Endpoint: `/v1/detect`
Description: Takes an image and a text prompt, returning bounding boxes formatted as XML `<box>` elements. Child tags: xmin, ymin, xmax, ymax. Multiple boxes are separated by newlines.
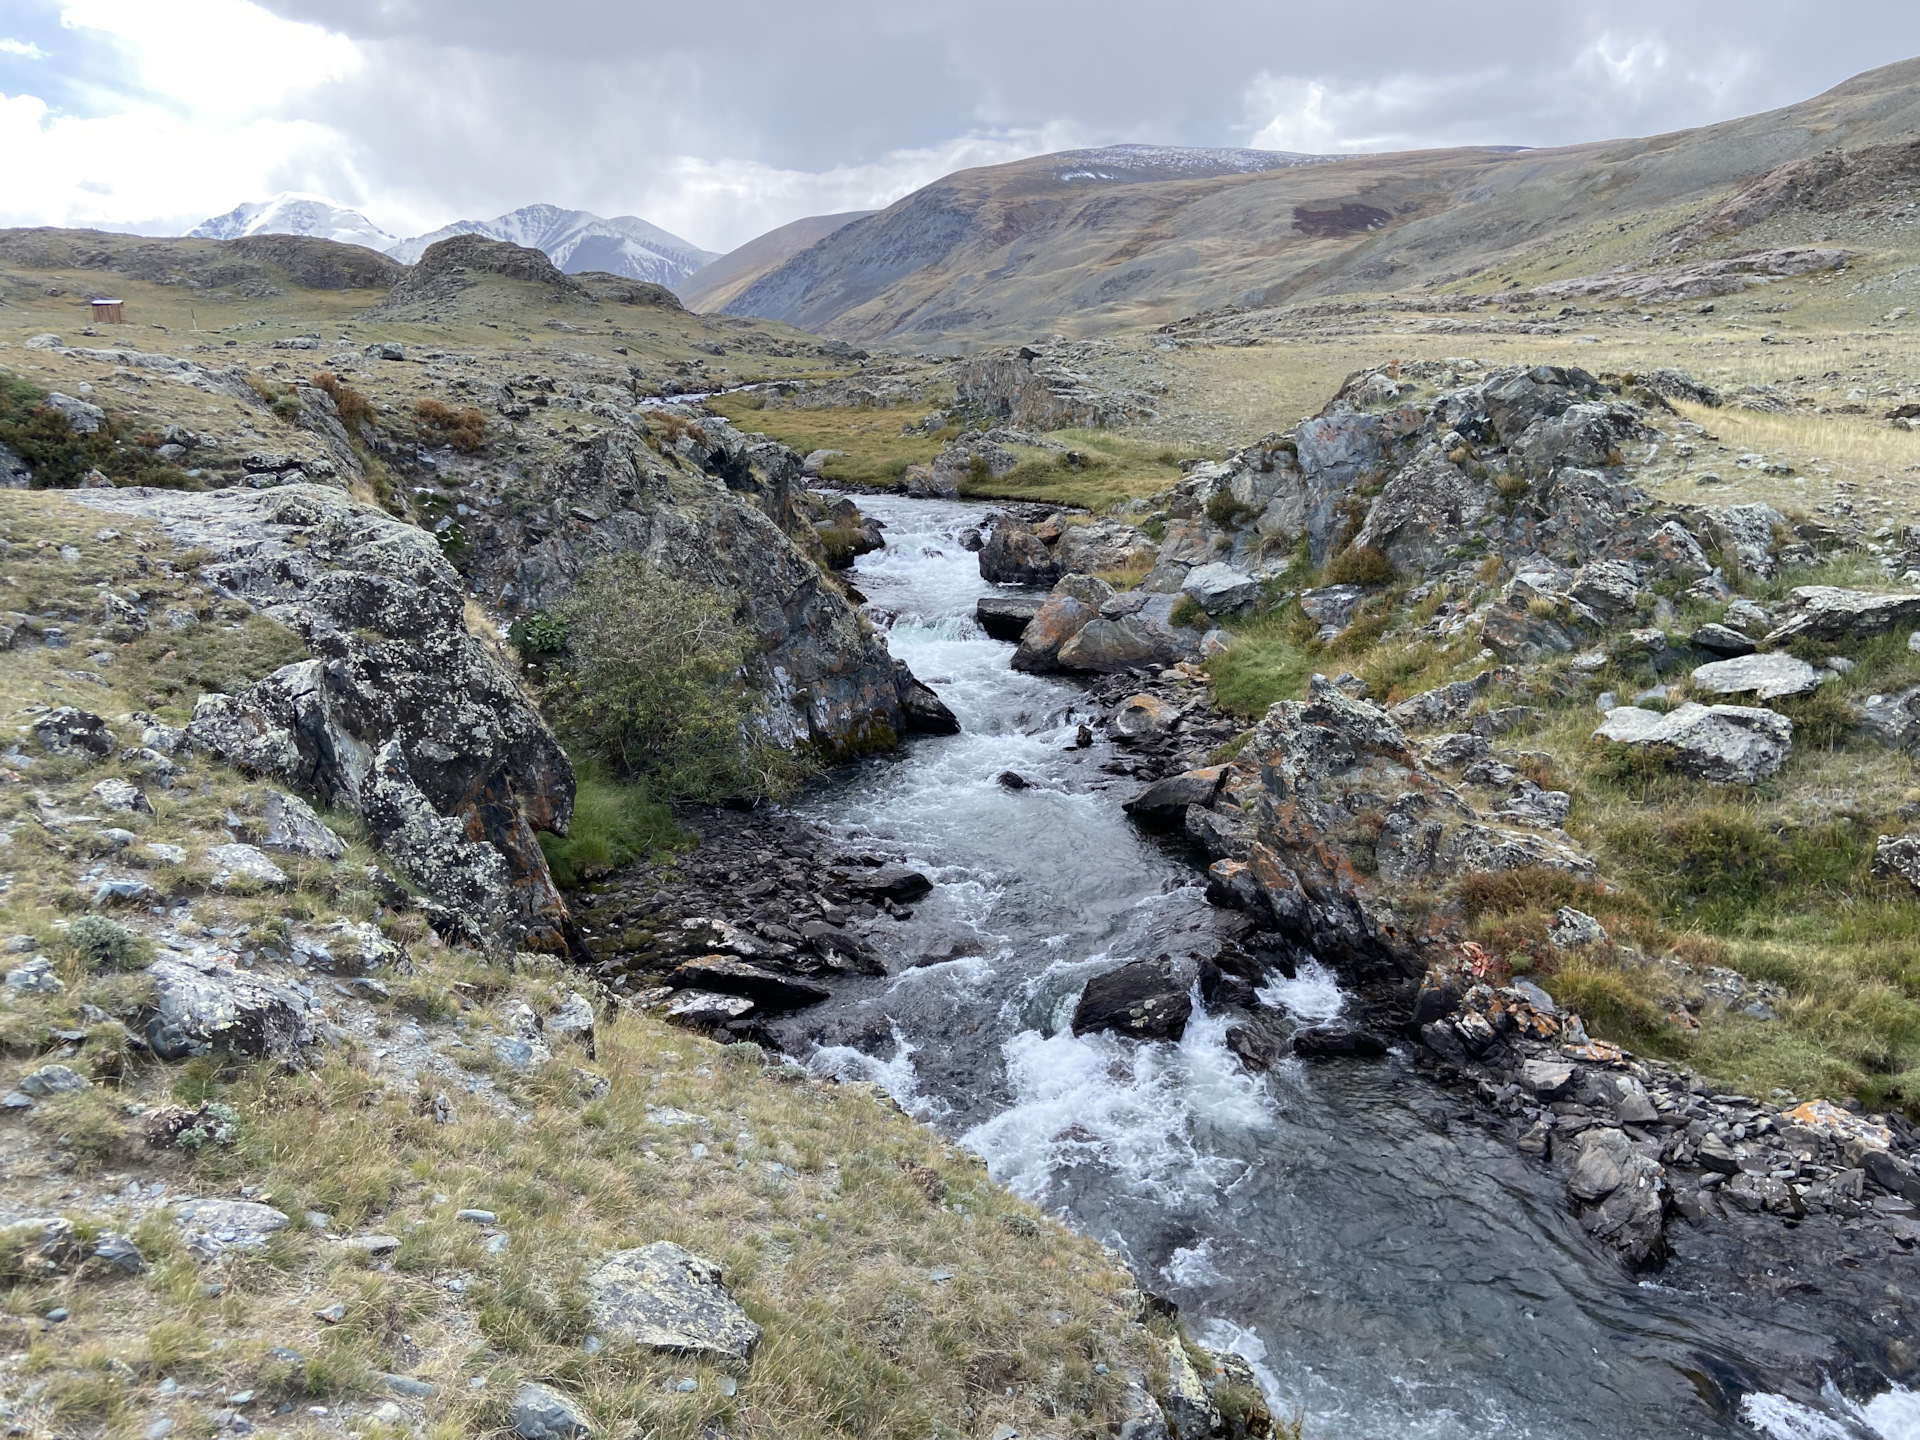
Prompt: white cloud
<box><xmin>636</xmin><ymin>124</ymin><xmax>1086</xmax><ymax>252</ymax></box>
<box><xmin>0</xmin><ymin>38</ymin><xmax>48</xmax><ymax>57</ymax></box>
<box><xmin>0</xmin><ymin>0</ymin><xmax>373</xmax><ymax>233</ymax></box>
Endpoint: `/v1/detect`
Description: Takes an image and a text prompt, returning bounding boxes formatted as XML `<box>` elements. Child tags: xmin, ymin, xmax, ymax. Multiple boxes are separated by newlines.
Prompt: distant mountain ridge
<box><xmin>189</xmin><ymin>194</ymin><xmax>397</xmax><ymax>251</ymax></box>
<box><xmin>719</xmin><ymin>61</ymin><xmax>1920</xmax><ymax>346</ymax></box>
<box><xmin>386</xmin><ymin>204</ymin><xmax>718</xmax><ymax>286</ymax></box>
<box><xmin>186</xmin><ymin>195</ymin><xmax>717</xmax><ymax>287</ymax></box>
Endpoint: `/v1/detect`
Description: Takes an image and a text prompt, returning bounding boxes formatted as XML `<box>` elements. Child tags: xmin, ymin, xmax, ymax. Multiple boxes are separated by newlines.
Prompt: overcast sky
<box><xmin>3</xmin><ymin>1</ymin><xmax>1919</xmax><ymax>254</ymax></box>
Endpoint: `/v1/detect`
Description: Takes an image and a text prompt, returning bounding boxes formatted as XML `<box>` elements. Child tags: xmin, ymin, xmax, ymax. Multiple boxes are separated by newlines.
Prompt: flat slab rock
<box><xmin>1592</xmin><ymin>702</ymin><xmax>1792</xmax><ymax>784</ymax></box>
<box><xmin>1689</xmin><ymin>652</ymin><xmax>1821</xmax><ymax>701</ymax></box>
<box><xmin>586</xmin><ymin>1242</ymin><xmax>762</xmax><ymax>1362</ymax></box>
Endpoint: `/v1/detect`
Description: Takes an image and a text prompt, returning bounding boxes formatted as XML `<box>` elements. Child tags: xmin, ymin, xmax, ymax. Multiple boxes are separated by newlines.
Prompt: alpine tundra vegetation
<box><xmin>9</xmin><ymin>39</ymin><xmax>1920</xmax><ymax>1440</ymax></box>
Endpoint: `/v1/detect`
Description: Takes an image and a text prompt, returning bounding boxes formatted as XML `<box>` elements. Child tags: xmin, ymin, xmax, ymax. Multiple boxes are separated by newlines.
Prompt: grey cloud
<box><xmin>224</xmin><ymin>3</ymin><xmax>1920</xmax><ymax>248</ymax></box>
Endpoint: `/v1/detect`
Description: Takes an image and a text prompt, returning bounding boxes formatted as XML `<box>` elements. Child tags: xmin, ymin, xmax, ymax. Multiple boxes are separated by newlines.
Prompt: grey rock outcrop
<box><xmin>1180</xmin><ymin>562</ymin><xmax>1259</xmax><ymax>615</ymax></box>
<box><xmin>586</xmin><ymin>1242</ymin><xmax>763</xmax><ymax>1363</ymax></box>
<box><xmin>146</xmin><ymin>953</ymin><xmax>315</xmax><ymax>1061</ymax></box>
<box><xmin>1764</xmin><ymin>586</ymin><xmax>1920</xmax><ymax>645</ymax></box>
<box><xmin>1184</xmin><ymin>675</ymin><xmax>1591</xmax><ymax>981</ymax></box>
<box><xmin>260</xmin><ymin>790</ymin><xmax>346</xmax><ymax>859</ymax></box>
<box><xmin>460</xmin><ymin>429</ymin><xmax>941</xmax><ymax>754</ymax></box>
<box><xmin>75</xmin><ymin>483</ymin><xmax>576</xmax><ymax>952</ymax></box>
<box><xmin>1592</xmin><ymin>703</ymin><xmax>1793</xmax><ymax>784</ymax></box>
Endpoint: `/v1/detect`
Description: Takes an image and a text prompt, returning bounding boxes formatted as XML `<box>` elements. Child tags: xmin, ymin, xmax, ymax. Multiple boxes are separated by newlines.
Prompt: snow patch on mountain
<box><xmin>1048</xmin><ymin>144</ymin><xmax>1337</xmax><ymax>182</ymax></box>
<box><xmin>385</xmin><ymin>204</ymin><xmax>718</xmax><ymax>286</ymax></box>
<box><xmin>189</xmin><ymin>194</ymin><xmax>397</xmax><ymax>251</ymax></box>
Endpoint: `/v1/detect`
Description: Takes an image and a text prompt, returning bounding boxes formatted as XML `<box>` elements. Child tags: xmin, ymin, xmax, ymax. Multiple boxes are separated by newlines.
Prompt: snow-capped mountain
<box><xmin>386</xmin><ymin>204</ymin><xmax>718</xmax><ymax>286</ymax></box>
<box><xmin>189</xmin><ymin>193</ymin><xmax>397</xmax><ymax>251</ymax></box>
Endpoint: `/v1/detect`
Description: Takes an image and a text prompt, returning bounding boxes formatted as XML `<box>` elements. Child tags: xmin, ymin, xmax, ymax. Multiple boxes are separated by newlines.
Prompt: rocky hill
<box><xmin>721</xmin><ymin>56</ymin><xmax>1920</xmax><ymax>346</ymax></box>
<box><xmin>675</xmin><ymin>211</ymin><xmax>874</xmax><ymax>314</ymax></box>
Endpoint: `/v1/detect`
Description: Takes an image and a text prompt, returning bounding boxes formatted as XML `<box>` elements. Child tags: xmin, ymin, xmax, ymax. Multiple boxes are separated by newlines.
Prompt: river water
<box><xmin>769</xmin><ymin>495</ymin><xmax>1916</xmax><ymax>1440</ymax></box>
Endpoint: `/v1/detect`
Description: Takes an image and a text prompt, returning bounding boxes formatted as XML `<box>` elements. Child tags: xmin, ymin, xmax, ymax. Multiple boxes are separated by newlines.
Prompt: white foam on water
<box><xmin>960</xmin><ymin>993</ymin><xmax>1270</xmax><ymax>1209</ymax></box>
<box><xmin>1738</xmin><ymin>1380</ymin><xmax>1920</xmax><ymax>1440</ymax></box>
<box><xmin>1863</xmin><ymin>1385</ymin><xmax>1920</xmax><ymax>1440</ymax></box>
<box><xmin>1258</xmin><ymin>958</ymin><xmax>1346</xmax><ymax>1021</ymax></box>
<box><xmin>807</xmin><ymin>1023</ymin><xmax>952</xmax><ymax>1122</ymax></box>
<box><xmin>1161</xmin><ymin>1238</ymin><xmax>1227</xmax><ymax>1288</ymax></box>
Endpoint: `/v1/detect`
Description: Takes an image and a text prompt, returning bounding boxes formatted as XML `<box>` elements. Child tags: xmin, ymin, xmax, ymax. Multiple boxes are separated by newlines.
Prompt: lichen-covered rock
<box><xmin>460</xmin><ymin>429</ymin><xmax>932</xmax><ymax>757</ymax></box>
<box><xmin>1184</xmin><ymin>675</ymin><xmax>1592</xmax><ymax>981</ymax></box>
<box><xmin>1592</xmin><ymin>702</ymin><xmax>1792</xmax><ymax>784</ymax></box>
<box><xmin>1690</xmin><ymin>652</ymin><xmax>1821</xmax><ymax>701</ymax></box>
<box><xmin>34</xmin><ymin>707</ymin><xmax>112</xmax><ymax>759</ymax></box>
<box><xmin>260</xmin><ymin>790</ymin><xmax>346</xmax><ymax>859</ymax></box>
<box><xmin>207</xmin><ymin>842</ymin><xmax>290</xmax><ymax>889</ymax></box>
<box><xmin>76</xmin><ymin>484</ymin><xmax>576</xmax><ymax>953</ymax></box>
<box><xmin>586</xmin><ymin>1242</ymin><xmax>763</xmax><ymax>1363</ymax></box>
<box><xmin>1875</xmin><ymin>833</ymin><xmax>1920</xmax><ymax>895</ymax></box>
<box><xmin>511</xmin><ymin>1384</ymin><xmax>593</xmax><ymax>1440</ymax></box>
<box><xmin>1763</xmin><ymin>585</ymin><xmax>1920</xmax><ymax>645</ymax></box>
<box><xmin>1010</xmin><ymin>574</ymin><xmax>1113</xmax><ymax>672</ymax></box>
<box><xmin>146</xmin><ymin>953</ymin><xmax>315</xmax><ymax>1061</ymax></box>
<box><xmin>1180</xmin><ymin>562</ymin><xmax>1259</xmax><ymax>616</ymax></box>
<box><xmin>1702</xmin><ymin>502</ymin><xmax>1788</xmax><ymax>579</ymax></box>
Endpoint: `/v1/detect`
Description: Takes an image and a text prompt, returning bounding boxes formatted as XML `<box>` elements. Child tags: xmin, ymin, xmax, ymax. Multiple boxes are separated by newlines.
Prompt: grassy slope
<box><xmin>0</xmin><ymin>491</ymin><xmax>1164</xmax><ymax>1440</ymax></box>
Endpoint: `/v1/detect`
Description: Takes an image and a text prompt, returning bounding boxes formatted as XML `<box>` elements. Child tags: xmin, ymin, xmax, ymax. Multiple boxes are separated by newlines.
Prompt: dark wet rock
<box><xmin>1071</xmin><ymin>958</ymin><xmax>1192</xmax><ymax>1042</ymax></box>
<box><xmin>1763</xmin><ymin>585</ymin><xmax>1920</xmax><ymax>645</ymax></box>
<box><xmin>1123</xmin><ymin>767</ymin><xmax>1226</xmax><ymax>825</ymax></box>
<box><xmin>842</xmin><ymin>867</ymin><xmax>933</xmax><ymax>903</ymax></box>
<box><xmin>668</xmin><ymin>956</ymin><xmax>831</xmax><ymax>1008</ymax></box>
<box><xmin>978</xmin><ymin>517</ymin><xmax>1060</xmax><ymax>587</ymax></box>
<box><xmin>975</xmin><ymin>593</ymin><xmax>1044</xmax><ymax>641</ymax></box>
<box><xmin>1291</xmin><ymin>1024</ymin><xmax>1389</xmax><ymax>1059</ymax></box>
<box><xmin>34</xmin><ymin>707</ymin><xmax>112</xmax><ymax>759</ymax></box>
<box><xmin>892</xmin><ymin>659</ymin><xmax>960</xmax><ymax>734</ymax></box>
<box><xmin>1566</xmin><ymin>1127</ymin><xmax>1667</xmax><ymax>1267</ymax></box>
<box><xmin>1592</xmin><ymin>702</ymin><xmax>1792</xmax><ymax>784</ymax></box>
<box><xmin>147</xmin><ymin>954</ymin><xmax>315</xmax><ymax>1061</ymax></box>
<box><xmin>586</xmin><ymin>1242</ymin><xmax>763</xmax><ymax>1362</ymax></box>
<box><xmin>1689</xmin><ymin>622</ymin><xmax>1758</xmax><ymax>657</ymax></box>
<box><xmin>997</xmin><ymin>770</ymin><xmax>1031</xmax><ymax>790</ymax></box>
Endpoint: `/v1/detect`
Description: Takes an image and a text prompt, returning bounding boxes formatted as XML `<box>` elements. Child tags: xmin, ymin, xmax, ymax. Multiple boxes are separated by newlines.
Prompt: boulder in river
<box><xmin>1565</xmin><ymin>1127</ymin><xmax>1667</xmax><ymax>1268</ymax></box>
<box><xmin>1011</xmin><ymin>574</ymin><xmax>1113</xmax><ymax>672</ymax></box>
<box><xmin>975</xmin><ymin>593</ymin><xmax>1044</xmax><ymax>641</ymax></box>
<box><xmin>1291</xmin><ymin>1024</ymin><xmax>1389</xmax><ymax>1059</ymax></box>
<box><xmin>842</xmin><ymin>866</ymin><xmax>933</xmax><ymax>903</ymax></box>
<box><xmin>1123</xmin><ymin>767</ymin><xmax>1226</xmax><ymax>825</ymax></box>
<box><xmin>1071</xmin><ymin>958</ymin><xmax>1191</xmax><ymax>1041</ymax></box>
<box><xmin>978</xmin><ymin>517</ymin><xmax>1060</xmax><ymax>587</ymax></box>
